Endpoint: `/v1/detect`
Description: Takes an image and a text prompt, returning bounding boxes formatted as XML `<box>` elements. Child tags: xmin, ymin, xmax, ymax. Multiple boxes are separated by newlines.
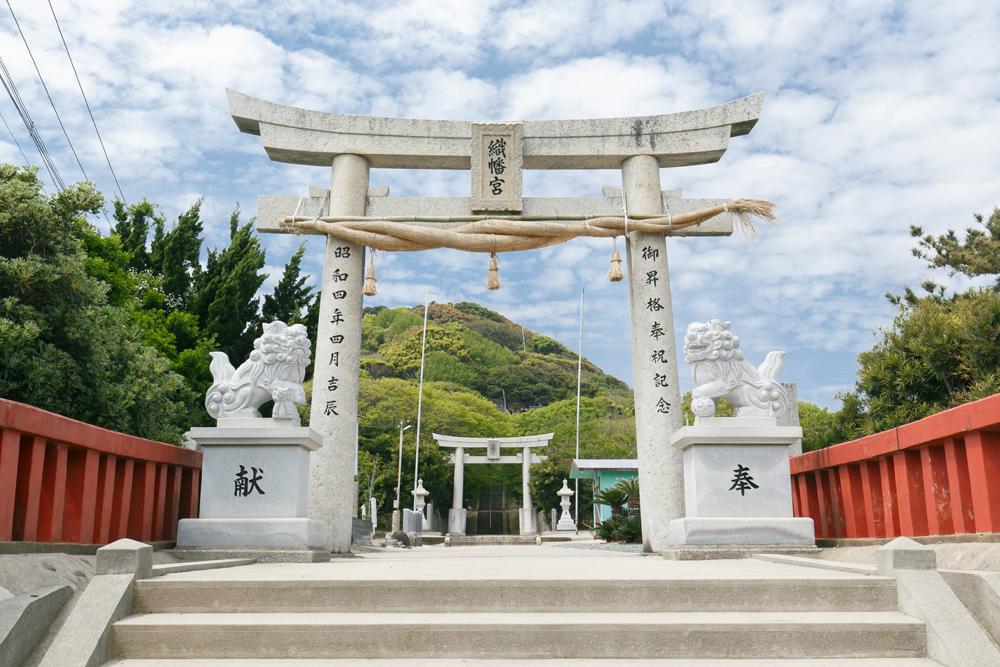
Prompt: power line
<box><xmin>6</xmin><ymin>0</ymin><xmax>110</xmax><ymax>222</ymax></box>
<box><xmin>0</xmin><ymin>106</ymin><xmax>30</xmax><ymax>164</ymax></box>
<box><xmin>5</xmin><ymin>0</ymin><xmax>90</xmax><ymax>184</ymax></box>
<box><xmin>0</xmin><ymin>54</ymin><xmax>64</xmax><ymax>189</ymax></box>
<box><xmin>46</xmin><ymin>0</ymin><xmax>125</xmax><ymax>202</ymax></box>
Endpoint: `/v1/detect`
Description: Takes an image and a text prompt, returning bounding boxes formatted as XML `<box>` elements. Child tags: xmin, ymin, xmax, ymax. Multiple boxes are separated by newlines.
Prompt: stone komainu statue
<box><xmin>205</xmin><ymin>321</ymin><xmax>311</xmax><ymax>424</ymax></box>
<box><xmin>683</xmin><ymin>319</ymin><xmax>789</xmax><ymax>418</ymax></box>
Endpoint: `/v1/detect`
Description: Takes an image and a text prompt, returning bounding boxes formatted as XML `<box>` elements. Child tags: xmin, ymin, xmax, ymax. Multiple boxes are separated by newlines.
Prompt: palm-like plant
<box><xmin>615</xmin><ymin>477</ymin><xmax>640</xmax><ymax>516</ymax></box>
<box><xmin>595</xmin><ymin>488</ymin><xmax>628</xmax><ymax>518</ymax></box>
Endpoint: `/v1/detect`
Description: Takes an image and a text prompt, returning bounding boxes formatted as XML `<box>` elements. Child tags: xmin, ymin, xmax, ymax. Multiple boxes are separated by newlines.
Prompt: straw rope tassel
<box><xmin>608</xmin><ymin>240</ymin><xmax>623</xmax><ymax>282</ymax></box>
<box><xmin>363</xmin><ymin>248</ymin><xmax>378</xmax><ymax>296</ymax></box>
<box><xmin>486</xmin><ymin>252</ymin><xmax>500</xmax><ymax>290</ymax></box>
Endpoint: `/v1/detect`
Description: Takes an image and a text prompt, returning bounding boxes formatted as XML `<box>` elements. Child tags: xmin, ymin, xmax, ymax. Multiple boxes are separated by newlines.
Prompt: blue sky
<box><xmin>1</xmin><ymin>1</ymin><xmax>998</xmax><ymax>408</ymax></box>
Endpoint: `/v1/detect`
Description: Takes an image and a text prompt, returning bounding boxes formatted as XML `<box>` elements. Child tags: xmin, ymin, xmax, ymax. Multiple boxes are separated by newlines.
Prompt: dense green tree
<box><xmin>0</xmin><ymin>165</ymin><xmax>193</xmax><ymax>442</ymax></box>
<box><xmin>262</xmin><ymin>243</ymin><xmax>314</xmax><ymax>325</ymax></box>
<box><xmin>111</xmin><ymin>199</ymin><xmax>158</xmax><ymax>271</ymax></box>
<box><xmin>798</xmin><ymin>401</ymin><xmax>847</xmax><ymax>451</ymax></box>
<box><xmin>189</xmin><ymin>209</ymin><xmax>266</xmax><ymax>362</ymax></box>
<box><xmin>355</xmin><ymin>377</ymin><xmax>512</xmax><ymax>527</ymax></box>
<box><xmin>837</xmin><ymin>289</ymin><xmax>1000</xmax><ymax>434</ymax></box>
<box><xmin>380</xmin><ymin>323</ymin><xmax>469</xmax><ymax>374</ymax></box>
<box><xmin>514</xmin><ymin>394</ymin><xmax>635</xmax><ymax>518</ymax></box>
<box><xmin>154</xmin><ymin>200</ymin><xmax>204</xmax><ymax>306</ymax></box>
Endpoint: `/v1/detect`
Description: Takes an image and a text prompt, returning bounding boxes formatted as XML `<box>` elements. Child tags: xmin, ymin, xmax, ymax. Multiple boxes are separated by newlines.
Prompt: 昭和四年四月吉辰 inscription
<box><xmin>471</xmin><ymin>122</ymin><xmax>522</xmax><ymax>213</ymax></box>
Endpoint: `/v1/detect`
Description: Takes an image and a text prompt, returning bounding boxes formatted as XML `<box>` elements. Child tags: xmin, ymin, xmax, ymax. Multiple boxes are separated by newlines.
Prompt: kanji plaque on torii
<box><xmin>227</xmin><ymin>89</ymin><xmax>769</xmax><ymax>553</ymax></box>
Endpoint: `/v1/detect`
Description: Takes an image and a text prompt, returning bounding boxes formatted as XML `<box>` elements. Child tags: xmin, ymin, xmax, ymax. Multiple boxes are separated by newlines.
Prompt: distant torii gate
<box><xmin>433</xmin><ymin>433</ymin><xmax>552</xmax><ymax>536</ymax></box>
<box><xmin>227</xmin><ymin>89</ymin><xmax>765</xmax><ymax>553</ymax></box>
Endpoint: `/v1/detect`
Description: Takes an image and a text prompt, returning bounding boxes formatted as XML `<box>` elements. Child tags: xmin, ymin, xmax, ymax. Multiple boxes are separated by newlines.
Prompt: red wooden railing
<box><xmin>0</xmin><ymin>399</ymin><xmax>202</xmax><ymax>545</ymax></box>
<box><xmin>790</xmin><ymin>393</ymin><xmax>1000</xmax><ymax>539</ymax></box>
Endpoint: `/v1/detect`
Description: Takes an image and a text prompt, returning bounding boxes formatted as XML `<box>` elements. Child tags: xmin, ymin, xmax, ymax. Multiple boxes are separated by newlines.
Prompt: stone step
<box><xmin>111</xmin><ymin>611</ymin><xmax>927</xmax><ymax>660</ymax></box>
<box><xmin>106</xmin><ymin>660</ymin><xmax>944</xmax><ymax>666</ymax></box>
<box><xmin>133</xmin><ymin>577</ymin><xmax>899</xmax><ymax>613</ymax></box>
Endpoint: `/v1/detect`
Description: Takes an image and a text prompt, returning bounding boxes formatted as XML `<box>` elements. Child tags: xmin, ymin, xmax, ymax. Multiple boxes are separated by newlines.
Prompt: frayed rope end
<box><xmin>486</xmin><ymin>252</ymin><xmax>500</xmax><ymax>290</ymax></box>
<box><xmin>608</xmin><ymin>246</ymin><xmax>624</xmax><ymax>282</ymax></box>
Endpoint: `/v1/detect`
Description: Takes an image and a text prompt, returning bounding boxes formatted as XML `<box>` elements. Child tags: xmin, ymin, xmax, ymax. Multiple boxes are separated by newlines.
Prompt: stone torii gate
<box><xmin>227</xmin><ymin>89</ymin><xmax>764</xmax><ymax>553</ymax></box>
<box><xmin>433</xmin><ymin>433</ymin><xmax>552</xmax><ymax>536</ymax></box>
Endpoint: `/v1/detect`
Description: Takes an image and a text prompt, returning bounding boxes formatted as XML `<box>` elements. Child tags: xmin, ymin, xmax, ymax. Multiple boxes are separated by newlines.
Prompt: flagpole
<box><xmin>412</xmin><ymin>289</ymin><xmax>430</xmax><ymax>508</ymax></box>
<box><xmin>574</xmin><ymin>288</ymin><xmax>584</xmax><ymax>531</ymax></box>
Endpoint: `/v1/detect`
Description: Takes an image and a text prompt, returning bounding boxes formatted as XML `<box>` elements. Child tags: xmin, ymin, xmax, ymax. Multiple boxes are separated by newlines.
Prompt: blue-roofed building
<box><xmin>569</xmin><ymin>459</ymin><xmax>638</xmax><ymax>524</ymax></box>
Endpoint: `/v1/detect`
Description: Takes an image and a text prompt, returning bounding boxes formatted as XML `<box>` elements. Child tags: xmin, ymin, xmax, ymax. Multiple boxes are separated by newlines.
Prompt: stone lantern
<box><xmin>411</xmin><ymin>479</ymin><xmax>429</xmax><ymax>529</ymax></box>
<box><xmin>556</xmin><ymin>479</ymin><xmax>576</xmax><ymax>531</ymax></box>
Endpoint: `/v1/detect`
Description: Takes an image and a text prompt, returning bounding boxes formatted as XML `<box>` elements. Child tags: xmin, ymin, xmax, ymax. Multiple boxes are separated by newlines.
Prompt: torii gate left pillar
<box><xmin>308</xmin><ymin>154</ymin><xmax>367</xmax><ymax>553</ymax></box>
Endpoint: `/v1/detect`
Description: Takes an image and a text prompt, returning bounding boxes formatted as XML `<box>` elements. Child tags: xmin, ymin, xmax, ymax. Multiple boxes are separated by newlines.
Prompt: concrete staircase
<box><xmin>103</xmin><ymin>573</ymin><xmax>939</xmax><ymax>664</ymax></box>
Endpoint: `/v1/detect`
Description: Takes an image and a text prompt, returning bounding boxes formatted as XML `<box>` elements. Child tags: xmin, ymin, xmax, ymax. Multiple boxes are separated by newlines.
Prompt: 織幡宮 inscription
<box><xmin>471</xmin><ymin>122</ymin><xmax>522</xmax><ymax>213</ymax></box>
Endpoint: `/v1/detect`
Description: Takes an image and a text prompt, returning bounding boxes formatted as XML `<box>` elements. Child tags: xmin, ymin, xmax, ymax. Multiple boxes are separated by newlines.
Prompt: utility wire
<box><xmin>6</xmin><ymin>0</ymin><xmax>110</xmax><ymax>222</ymax></box>
<box><xmin>0</xmin><ymin>54</ymin><xmax>64</xmax><ymax>189</ymax></box>
<box><xmin>0</xmin><ymin>106</ymin><xmax>30</xmax><ymax>164</ymax></box>
<box><xmin>5</xmin><ymin>0</ymin><xmax>90</xmax><ymax>183</ymax></box>
<box><xmin>46</xmin><ymin>0</ymin><xmax>125</xmax><ymax>202</ymax></box>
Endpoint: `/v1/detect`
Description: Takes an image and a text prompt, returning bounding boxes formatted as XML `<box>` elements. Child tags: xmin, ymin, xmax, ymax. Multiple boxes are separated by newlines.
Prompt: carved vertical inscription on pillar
<box><xmin>308</xmin><ymin>152</ymin><xmax>369</xmax><ymax>554</ymax></box>
<box><xmin>623</xmin><ymin>155</ymin><xmax>683</xmax><ymax>553</ymax></box>
<box><xmin>471</xmin><ymin>122</ymin><xmax>523</xmax><ymax>213</ymax></box>
<box><xmin>309</xmin><ymin>239</ymin><xmax>364</xmax><ymax>551</ymax></box>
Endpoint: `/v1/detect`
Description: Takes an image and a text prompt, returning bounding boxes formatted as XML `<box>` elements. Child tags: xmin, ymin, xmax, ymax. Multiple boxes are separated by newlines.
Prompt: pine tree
<box><xmin>262</xmin><ymin>243</ymin><xmax>314</xmax><ymax>324</ymax></box>
<box><xmin>190</xmin><ymin>207</ymin><xmax>266</xmax><ymax>362</ymax></box>
<box><xmin>149</xmin><ymin>215</ymin><xmax>165</xmax><ymax>272</ymax></box>
<box><xmin>910</xmin><ymin>208</ymin><xmax>1000</xmax><ymax>291</ymax></box>
<box><xmin>158</xmin><ymin>201</ymin><xmax>204</xmax><ymax>306</ymax></box>
<box><xmin>111</xmin><ymin>199</ymin><xmax>157</xmax><ymax>271</ymax></box>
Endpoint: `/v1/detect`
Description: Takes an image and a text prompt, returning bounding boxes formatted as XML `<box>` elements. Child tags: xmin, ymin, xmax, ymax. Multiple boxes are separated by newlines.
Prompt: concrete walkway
<box><xmin>160</xmin><ymin>543</ymin><xmax>875</xmax><ymax>582</ymax></box>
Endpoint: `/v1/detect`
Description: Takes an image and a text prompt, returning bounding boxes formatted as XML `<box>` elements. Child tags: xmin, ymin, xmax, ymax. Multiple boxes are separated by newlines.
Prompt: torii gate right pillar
<box><xmin>623</xmin><ymin>155</ymin><xmax>683</xmax><ymax>553</ymax></box>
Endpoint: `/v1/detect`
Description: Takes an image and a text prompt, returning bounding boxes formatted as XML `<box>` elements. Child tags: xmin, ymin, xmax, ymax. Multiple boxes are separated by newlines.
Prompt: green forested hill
<box><xmin>348</xmin><ymin>302</ymin><xmax>635</xmax><ymax>526</ymax></box>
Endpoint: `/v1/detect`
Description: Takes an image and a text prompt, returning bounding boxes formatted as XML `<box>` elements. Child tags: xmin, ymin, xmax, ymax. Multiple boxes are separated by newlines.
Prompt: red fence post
<box><xmin>920</xmin><ymin>445</ymin><xmax>952</xmax><ymax>536</ymax></box>
<box><xmin>0</xmin><ymin>429</ymin><xmax>22</xmax><ymax>540</ymax></box>
<box><xmin>878</xmin><ymin>456</ymin><xmax>900</xmax><ymax>537</ymax></box>
<box><xmin>79</xmin><ymin>449</ymin><xmax>100</xmax><ymax>544</ymax></box>
<box><xmin>116</xmin><ymin>459</ymin><xmax>135</xmax><ymax>540</ymax></box>
<box><xmin>943</xmin><ymin>437</ymin><xmax>974</xmax><ymax>533</ymax></box>
<box><xmin>813</xmin><ymin>470</ymin><xmax>830</xmax><ymax>538</ymax></box>
<box><xmin>186</xmin><ymin>468</ymin><xmax>201</xmax><ymax>520</ymax></box>
<box><xmin>892</xmin><ymin>450</ymin><xmax>928</xmax><ymax>536</ymax></box>
<box><xmin>859</xmin><ymin>461</ymin><xmax>881</xmax><ymax>538</ymax></box>
<box><xmin>965</xmin><ymin>431</ymin><xmax>1000</xmax><ymax>533</ymax></box>
<box><xmin>838</xmin><ymin>464</ymin><xmax>867</xmax><ymax>538</ymax></box>
<box><xmin>153</xmin><ymin>463</ymin><xmax>168</xmax><ymax>541</ymax></box>
<box><xmin>140</xmin><ymin>462</ymin><xmax>156</xmax><ymax>541</ymax></box>
<box><xmin>50</xmin><ymin>444</ymin><xmax>68</xmax><ymax>541</ymax></box>
<box><xmin>23</xmin><ymin>436</ymin><xmax>46</xmax><ymax>541</ymax></box>
<box><xmin>168</xmin><ymin>467</ymin><xmax>182</xmax><ymax>541</ymax></box>
<box><xmin>98</xmin><ymin>454</ymin><xmax>117</xmax><ymax>544</ymax></box>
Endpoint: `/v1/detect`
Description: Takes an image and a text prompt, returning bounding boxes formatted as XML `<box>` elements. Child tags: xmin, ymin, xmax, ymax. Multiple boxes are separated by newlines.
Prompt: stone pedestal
<box><xmin>176</xmin><ymin>424</ymin><xmax>329</xmax><ymax>561</ymax></box>
<box><xmin>666</xmin><ymin>417</ymin><xmax>814</xmax><ymax>551</ymax></box>
<box><xmin>448</xmin><ymin>508</ymin><xmax>467</xmax><ymax>535</ymax></box>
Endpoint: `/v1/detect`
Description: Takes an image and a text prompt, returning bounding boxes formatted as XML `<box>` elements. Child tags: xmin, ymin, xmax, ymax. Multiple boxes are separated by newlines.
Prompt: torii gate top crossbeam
<box><xmin>433</xmin><ymin>433</ymin><xmax>554</xmax><ymax>449</ymax></box>
<box><xmin>227</xmin><ymin>89</ymin><xmax>762</xmax><ymax>170</ymax></box>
